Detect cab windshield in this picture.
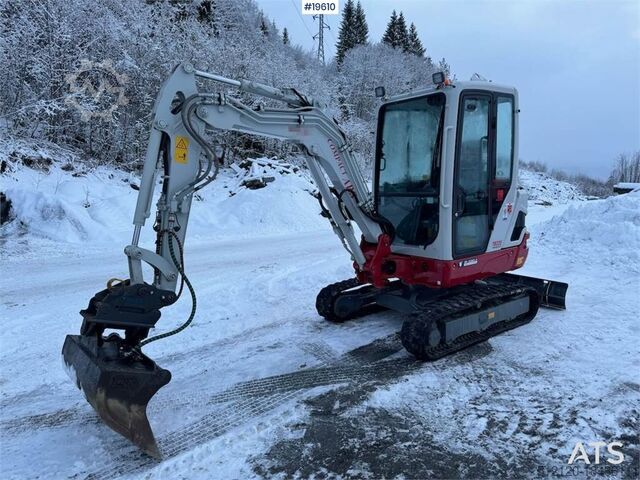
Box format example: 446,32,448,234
375,93,445,246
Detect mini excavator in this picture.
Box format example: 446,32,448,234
62,64,568,457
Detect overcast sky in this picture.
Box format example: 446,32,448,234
256,0,639,179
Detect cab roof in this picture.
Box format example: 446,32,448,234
384,80,518,104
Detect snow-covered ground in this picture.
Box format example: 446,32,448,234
1,145,639,479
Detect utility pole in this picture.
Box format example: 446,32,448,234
313,14,330,65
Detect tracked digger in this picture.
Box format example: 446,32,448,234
62,64,568,457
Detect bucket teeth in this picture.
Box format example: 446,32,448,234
62,334,171,458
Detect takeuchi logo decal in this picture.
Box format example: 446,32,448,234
65,59,129,121
328,139,354,191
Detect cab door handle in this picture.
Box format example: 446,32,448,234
454,191,466,217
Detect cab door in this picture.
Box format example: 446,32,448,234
491,96,515,226
453,93,492,257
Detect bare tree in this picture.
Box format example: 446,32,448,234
610,151,640,184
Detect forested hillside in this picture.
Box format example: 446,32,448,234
0,0,442,170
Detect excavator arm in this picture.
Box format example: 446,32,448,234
62,64,388,457
130,63,383,293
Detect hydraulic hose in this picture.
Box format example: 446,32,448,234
174,95,220,204
139,230,196,347
141,94,224,348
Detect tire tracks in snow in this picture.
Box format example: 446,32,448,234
84,334,412,479
2,332,413,479
1,320,402,433
0,318,294,431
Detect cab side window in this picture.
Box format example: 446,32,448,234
495,97,513,182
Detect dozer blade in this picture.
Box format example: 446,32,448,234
495,273,568,310
62,334,171,458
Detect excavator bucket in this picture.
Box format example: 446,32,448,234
62,334,171,458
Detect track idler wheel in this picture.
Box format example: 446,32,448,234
316,278,387,323
400,317,441,360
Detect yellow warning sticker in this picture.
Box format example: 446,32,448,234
174,135,189,164
488,311,495,319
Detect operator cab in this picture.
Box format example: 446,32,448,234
374,91,445,247
374,76,517,259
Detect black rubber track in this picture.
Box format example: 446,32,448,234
400,283,541,360
316,278,386,323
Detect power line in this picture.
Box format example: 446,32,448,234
327,19,337,44
289,0,315,40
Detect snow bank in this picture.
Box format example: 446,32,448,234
187,164,324,240
519,169,585,205
1,143,141,245
532,191,640,270
0,189,95,243
1,140,325,251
